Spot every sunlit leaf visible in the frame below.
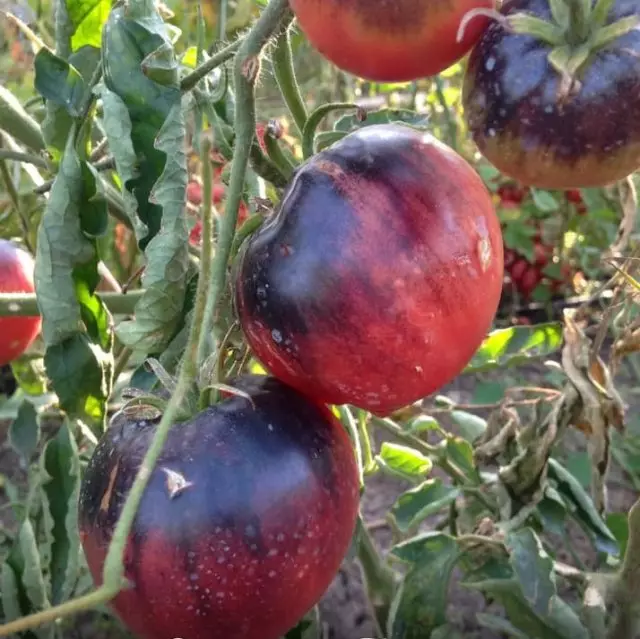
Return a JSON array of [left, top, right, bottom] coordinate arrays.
[[464, 323, 563, 374]]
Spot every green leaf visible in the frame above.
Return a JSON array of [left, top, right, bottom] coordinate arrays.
[[10, 356, 47, 396], [505, 528, 556, 616], [446, 437, 479, 483], [548, 458, 618, 555], [405, 415, 440, 434], [464, 323, 563, 374], [1, 561, 23, 622], [449, 410, 487, 442], [40, 421, 81, 604], [531, 189, 560, 212], [388, 533, 460, 638], [100, 3, 190, 353], [464, 577, 589, 639], [334, 108, 429, 133], [606, 512, 629, 557], [34, 132, 114, 430], [376, 442, 432, 482], [67, 0, 111, 50], [391, 479, 460, 533], [16, 519, 49, 612], [9, 400, 40, 462], [34, 49, 87, 116]]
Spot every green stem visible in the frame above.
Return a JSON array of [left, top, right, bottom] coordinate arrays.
[[0, 153, 34, 253], [230, 213, 265, 258], [0, 149, 48, 169], [195, 137, 216, 373], [180, 39, 242, 92], [0, 86, 46, 151], [0, 290, 145, 316], [249, 142, 289, 187], [563, 0, 593, 42], [338, 405, 364, 487], [272, 21, 308, 136], [358, 409, 376, 473], [263, 131, 295, 179], [0, 586, 118, 637], [101, 178, 216, 592], [433, 76, 458, 152], [218, 0, 228, 40], [357, 521, 397, 634], [113, 347, 133, 383], [301, 102, 360, 159], [201, 0, 294, 354]]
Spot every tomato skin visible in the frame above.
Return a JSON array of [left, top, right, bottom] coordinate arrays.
[[0, 240, 41, 366], [234, 124, 503, 416], [463, 0, 640, 188], [78, 375, 359, 639], [289, 0, 494, 82]]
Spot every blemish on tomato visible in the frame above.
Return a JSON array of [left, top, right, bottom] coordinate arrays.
[[477, 237, 492, 272], [99, 461, 119, 513]]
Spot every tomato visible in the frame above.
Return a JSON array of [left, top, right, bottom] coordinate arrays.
[[0, 240, 41, 366], [503, 247, 517, 268], [518, 266, 543, 298], [186, 181, 226, 206], [234, 124, 503, 416], [533, 240, 551, 267], [462, 0, 640, 188], [288, 0, 494, 82], [509, 258, 529, 284], [78, 375, 359, 639]]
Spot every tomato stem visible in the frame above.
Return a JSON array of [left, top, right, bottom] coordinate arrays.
[[357, 521, 397, 634], [301, 102, 362, 159], [272, 21, 308, 137], [202, 0, 294, 363], [180, 39, 242, 92], [195, 136, 217, 376], [0, 290, 145, 316], [263, 128, 295, 178], [0, 586, 120, 637]]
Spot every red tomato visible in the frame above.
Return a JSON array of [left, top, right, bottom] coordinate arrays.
[[235, 124, 504, 416], [503, 247, 517, 268], [78, 375, 359, 639], [533, 241, 552, 267], [518, 266, 542, 298], [509, 258, 529, 284], [289, 0, 494, 82], [0, 240, 41, 366], [186, 181, 203, 206]]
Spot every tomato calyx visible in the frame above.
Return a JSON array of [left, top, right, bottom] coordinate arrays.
[[458, 0, 639, 97]]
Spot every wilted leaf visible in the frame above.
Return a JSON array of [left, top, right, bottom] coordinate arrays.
[[35, 131, 114, 430], [1, 561, 22, 622], [376, 442, 432, 482], [391, 479, 460, 532], [10, 356, 47, 396], [16, 519, 49, 612], [8, 400, 40, 462], [388, 533, 460, 638], [464, 323, 563, 374], [40, 421, 81, 604], [505, 528, 556, 616]]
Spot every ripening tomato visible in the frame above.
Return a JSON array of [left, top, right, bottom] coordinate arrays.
[[235, 124, 503, 416], [0, 240, 41, 366], [463, 0, 640, 188], [289, 0, 495, 82], [78, 375, 360, 639]]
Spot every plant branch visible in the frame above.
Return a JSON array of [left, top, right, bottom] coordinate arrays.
[[272, 21, 308, 136], [0, 290, 145, 316], [0, 149, 49, 169], [0, 586, 119, 637], [180, 38, 242, 92], [0, 152, 34, 253], [201, 0, 294, 354]]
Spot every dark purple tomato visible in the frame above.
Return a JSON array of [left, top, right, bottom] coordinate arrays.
[[78, 375, 360, 639], [463, 0, 640, 189], [234, 123, 504, 416]]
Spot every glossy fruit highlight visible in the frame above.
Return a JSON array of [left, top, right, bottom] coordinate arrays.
[[235, 123, 504, 416], [463, 0, 640, 188], [0, 239, 41, 366], [78, 375, 360, 639], [289, 0, 494, 82]]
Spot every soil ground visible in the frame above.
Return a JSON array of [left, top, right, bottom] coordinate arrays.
[[1, 349, 638, 639]]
